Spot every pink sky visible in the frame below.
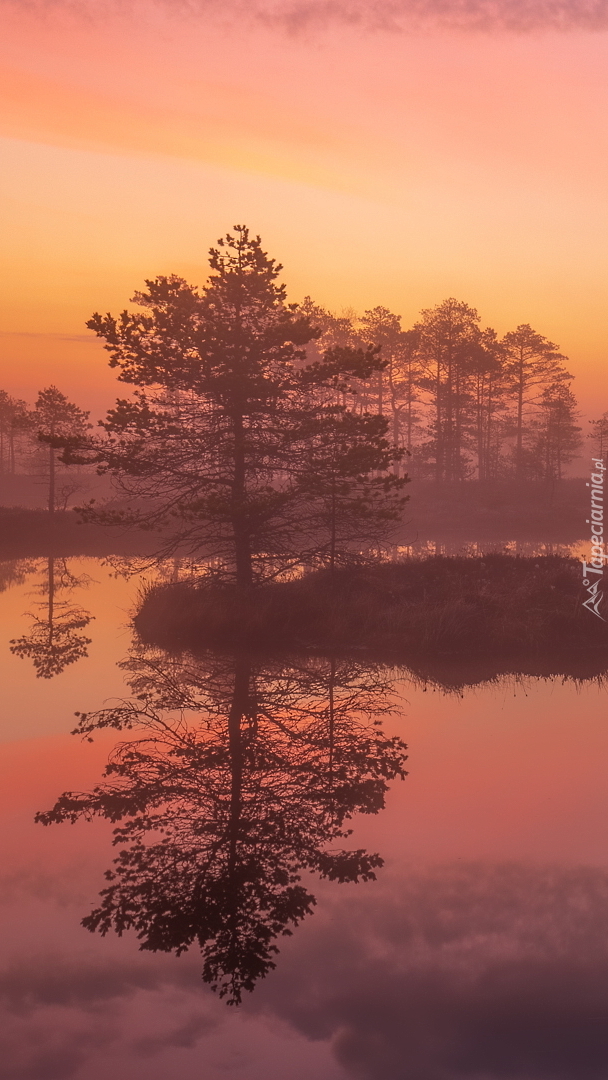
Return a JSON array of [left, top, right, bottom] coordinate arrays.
[[1, 1, 607, 422]]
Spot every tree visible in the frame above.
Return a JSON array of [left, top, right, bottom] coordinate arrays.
[[358, 309, 425, 473], [469, 329, 508, 480], [359, 306, 402, 417], [80, 227, 408, 584], [589, 411, 608, 461], [37, 646, 407, 1003], [296, 346, 409, 569], [82, 229, 320, 585], [526, 382, 582, 481], [32, 387, 91, 515], [0, 392, 29, 475], [501, 325, 572, 479], [412, 299, 484, 481]]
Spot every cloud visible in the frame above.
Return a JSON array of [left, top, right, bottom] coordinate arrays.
[[256, 862, 608, 1080], [3, 0, 608, 33], [0, 952, 217, 1080], [247, 0, 608, 33], [1, 863, 608, 1078]]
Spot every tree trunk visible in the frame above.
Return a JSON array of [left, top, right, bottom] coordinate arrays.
[[47, 557, 55, 649], [232, 413, 252, 588], [328, 476, 337, 574], [48, 446, 56, 516], [515, 354, 525, 479]]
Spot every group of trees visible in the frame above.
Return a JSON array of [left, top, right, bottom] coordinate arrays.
[[77, 226, 409, 585], [2, 226, 599, 584], [0, 386, 90, 513], [301, 297, 585, 483], [49, 224, 599, 584]]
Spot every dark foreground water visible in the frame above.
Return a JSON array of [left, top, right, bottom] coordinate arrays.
[[1, 557, 607, 1080]]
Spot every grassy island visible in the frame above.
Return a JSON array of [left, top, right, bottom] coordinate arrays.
[[134, 554, 607, 674]]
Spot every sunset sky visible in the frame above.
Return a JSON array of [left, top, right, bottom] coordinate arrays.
[[1, 0, 607, 422]]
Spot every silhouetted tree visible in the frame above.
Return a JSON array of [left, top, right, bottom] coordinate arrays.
[[413, 299, 484, 481], [469, 329, 509, 480], [589, 411, 608, 461], [79, 228, 407, 582], [525, 382, 582, 481], [37, 646, 407, 1002], [501, 325, 572, 479], [32, 387, 90, 515], [0, 392, 29, 475], [10, 557, 93, 678], [82, 229, 323, 583], [296, 348, 408, 569], [358, 309, 425, 473]]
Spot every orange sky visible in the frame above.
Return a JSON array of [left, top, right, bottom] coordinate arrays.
[[1, 1, 607, 421]]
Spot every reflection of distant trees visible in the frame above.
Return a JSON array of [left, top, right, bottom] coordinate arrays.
[[10, 557, 93, 679], [37, 647, 407, 1002], [0, 558, 37, 593]]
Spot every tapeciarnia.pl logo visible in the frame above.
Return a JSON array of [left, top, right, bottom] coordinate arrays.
[[581, 458, 606, 620]]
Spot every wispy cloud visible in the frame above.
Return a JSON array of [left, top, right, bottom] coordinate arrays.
[[3, 0, 608, 33], [248, 0, 608, 33]]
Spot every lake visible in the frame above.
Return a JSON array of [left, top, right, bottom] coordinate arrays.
[[1, 556, 607, 1080]]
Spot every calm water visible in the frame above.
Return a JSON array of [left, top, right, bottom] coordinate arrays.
[[1, 557, 607, 1080]]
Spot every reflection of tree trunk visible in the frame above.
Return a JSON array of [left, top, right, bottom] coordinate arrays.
[[49, 445, 56, 516], [47, 556, 55, 649], [226, 660, 250, 967]]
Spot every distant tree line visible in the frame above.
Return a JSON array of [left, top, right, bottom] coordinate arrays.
[[300, 297, 590, 483], [0, 387, 90, 512]]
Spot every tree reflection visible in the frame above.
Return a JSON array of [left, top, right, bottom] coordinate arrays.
[[10, 557, 93, 678], [37, 647, 407, 1002], [0, 558, 37, 593]]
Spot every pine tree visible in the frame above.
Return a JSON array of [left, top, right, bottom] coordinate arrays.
[[501, 325, 572, 478], [589, 412, 608, 461], [32, 387, 90, 515], [412, 299, 483, 481], [296, 345, 408, 569], [527, 382, 582, 481], [0, 392, 29, 475], [81, 228, 408, 583]]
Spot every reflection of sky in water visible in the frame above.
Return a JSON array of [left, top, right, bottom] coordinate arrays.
[[0, 558, 607, 1080], [393, 538, 590, 559]]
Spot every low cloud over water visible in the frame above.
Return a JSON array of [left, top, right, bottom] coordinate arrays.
[[3, 862, 607, 1079]]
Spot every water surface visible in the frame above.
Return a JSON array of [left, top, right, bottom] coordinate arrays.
[[1, 558, 606, 1080]]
